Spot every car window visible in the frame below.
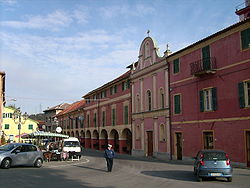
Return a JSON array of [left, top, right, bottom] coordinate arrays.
[[203, 152, 227, 161], [64, 141, 80, 147], [27, 145, 37, 152]]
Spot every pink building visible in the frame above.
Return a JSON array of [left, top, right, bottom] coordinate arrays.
[[168, 6, 250, 166], [130, 37, 171, 159], [82, 71, 132, 154]]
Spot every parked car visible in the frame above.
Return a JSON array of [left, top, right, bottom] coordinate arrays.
[[0, 143, 43, 169], [193, 150, 233, 182]]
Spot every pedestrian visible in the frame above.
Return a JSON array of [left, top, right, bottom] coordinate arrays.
[[104, 144, 115, 172]]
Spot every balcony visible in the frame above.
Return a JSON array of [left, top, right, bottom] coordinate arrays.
[[190, 57, 217, 76]]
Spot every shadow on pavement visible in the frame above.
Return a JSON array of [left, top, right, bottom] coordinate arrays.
[[141, 170, 197, 182], [74, 165, 107, 172]]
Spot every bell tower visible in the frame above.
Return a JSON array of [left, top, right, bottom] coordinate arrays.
[[235, 0, 250, 21]]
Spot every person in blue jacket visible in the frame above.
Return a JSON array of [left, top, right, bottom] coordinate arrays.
[[104, 144, 115, 172]]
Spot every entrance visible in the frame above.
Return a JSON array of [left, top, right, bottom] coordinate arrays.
[[175, 132, 182, 160], [147, 131, 153, 156], [246, 131, 250, 167]]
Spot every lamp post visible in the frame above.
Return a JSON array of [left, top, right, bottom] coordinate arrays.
[[13, 107, 28, 143]]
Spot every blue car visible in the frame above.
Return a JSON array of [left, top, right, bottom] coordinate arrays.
[[0, 143, 43, 169], [193, 150, 233, 182]]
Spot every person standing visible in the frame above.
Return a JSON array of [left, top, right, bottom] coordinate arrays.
[[104, 144, 115, 172]]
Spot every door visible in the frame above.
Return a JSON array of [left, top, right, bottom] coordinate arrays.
[[176, 132, 182, 160], [246, 131, 250, 167], [202, 45, 211, 70], [147, 131, 153, 157]]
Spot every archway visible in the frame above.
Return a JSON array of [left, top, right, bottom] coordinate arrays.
[[100, 129, 108, 150], [86, 130, 92, 149], [121, 128, 132, 154], [110, 129, 119, 152], [80, 130, 85, 147], [93, 130, 99, 150]]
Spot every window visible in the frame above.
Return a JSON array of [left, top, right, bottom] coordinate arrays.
[[202, 45, 211, 70], [203, 131, 214, 149], [101, 90, 106, 98], [173, 58, 180, 74], [124, 106, 129, 125], [147, 90, 152, 111], [112, 108, 116, 126], [174, 94, 181, 114], [241, 28, 250, 50], [136, 94, 140, 113], [200, 87, 217, 112], [102, 111, 106, 127], [159, 88, 165, 109], [122, 80, 130, 91], [87, 114, 90, 127], [4, 124, 9, 129], [3, 113, 12, 118], [28, 124, 33, 130], [238, 80, 250, 108], [145, 42, 150, 58], [94, 113, 97, 127], [110, 85, 117, 95], [159, 124, 166, 141]]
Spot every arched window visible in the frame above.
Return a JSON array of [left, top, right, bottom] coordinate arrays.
[[136, 94, 140, 113], [159, 88, 165, 109], [145, 42, 150, 58], [147, 90, 152, 111], [159, 124, 166, 141]]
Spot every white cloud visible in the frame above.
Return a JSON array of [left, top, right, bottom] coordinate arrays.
[[1, 9, 89, 31], [0, 0, 16, 5]]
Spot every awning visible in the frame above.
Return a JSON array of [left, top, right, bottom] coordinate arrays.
[[21, 131, 69, 139], [15, 133, 28, 138]]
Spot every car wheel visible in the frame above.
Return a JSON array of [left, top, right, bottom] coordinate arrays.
[[34, 158, 43, 168], [227, 177, 232, 182], [1, 158, 11, 169]]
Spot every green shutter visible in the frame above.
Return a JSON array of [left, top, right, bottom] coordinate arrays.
[[200, 90, 204, 112], [127, 80, 130, 88], [238, 82, 245, 108], [174, 95, 181, 114], [212, 87, 217, 111], [173, 58, 179, 73], [241, 28, 250, 50], [202, 45, 211, 70]]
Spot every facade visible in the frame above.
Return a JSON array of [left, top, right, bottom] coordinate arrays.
[[83, 71, 132, 154], [43, 103, 70, 132], [168, 17, 250, 165], [130, 37, 171, 160], [56, 100, 85, 145], [0, 71, 5, 145], [2, 106, 39, 143]]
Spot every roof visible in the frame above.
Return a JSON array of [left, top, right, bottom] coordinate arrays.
[[56, 100, 85, 117], [165, 18, 250, 58], [43, 103, 70, 112], [83, 70, 131, 98]]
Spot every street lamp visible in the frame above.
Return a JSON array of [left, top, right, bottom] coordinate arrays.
[[12, 107, 28, 143]]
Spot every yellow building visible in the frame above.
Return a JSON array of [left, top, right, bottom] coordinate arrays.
[[2, 106, 38, 143]]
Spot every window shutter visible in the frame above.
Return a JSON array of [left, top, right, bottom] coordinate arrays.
[[174, 95, 181, 114], [212, 87, 217, 111], [122, 82, 125, 91], [202, 45, 211, 70], [241, 28, 250, 50], [238, 82, 245, 108], [173, 58, 179, 73], [200, 90, 204, 112]]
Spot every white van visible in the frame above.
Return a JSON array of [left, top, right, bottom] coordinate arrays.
[[62, 137, 81, 158]]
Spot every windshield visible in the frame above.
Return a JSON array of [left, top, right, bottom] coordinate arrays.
[[203, 152, 227, 161], [63, 141, 80, 147], [0, 144, 18, 151]]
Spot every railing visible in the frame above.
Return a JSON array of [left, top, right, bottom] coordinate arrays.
[[190, 57, 217, 76], [236, 0, 250, 11]]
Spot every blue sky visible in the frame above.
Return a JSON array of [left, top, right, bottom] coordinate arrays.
[[0, 0, 241, 114]]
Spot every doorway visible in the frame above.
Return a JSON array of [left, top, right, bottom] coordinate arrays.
[[175, 132, 183, 160], [147, 131, 153, 156], [246, 131, 250, 167]]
